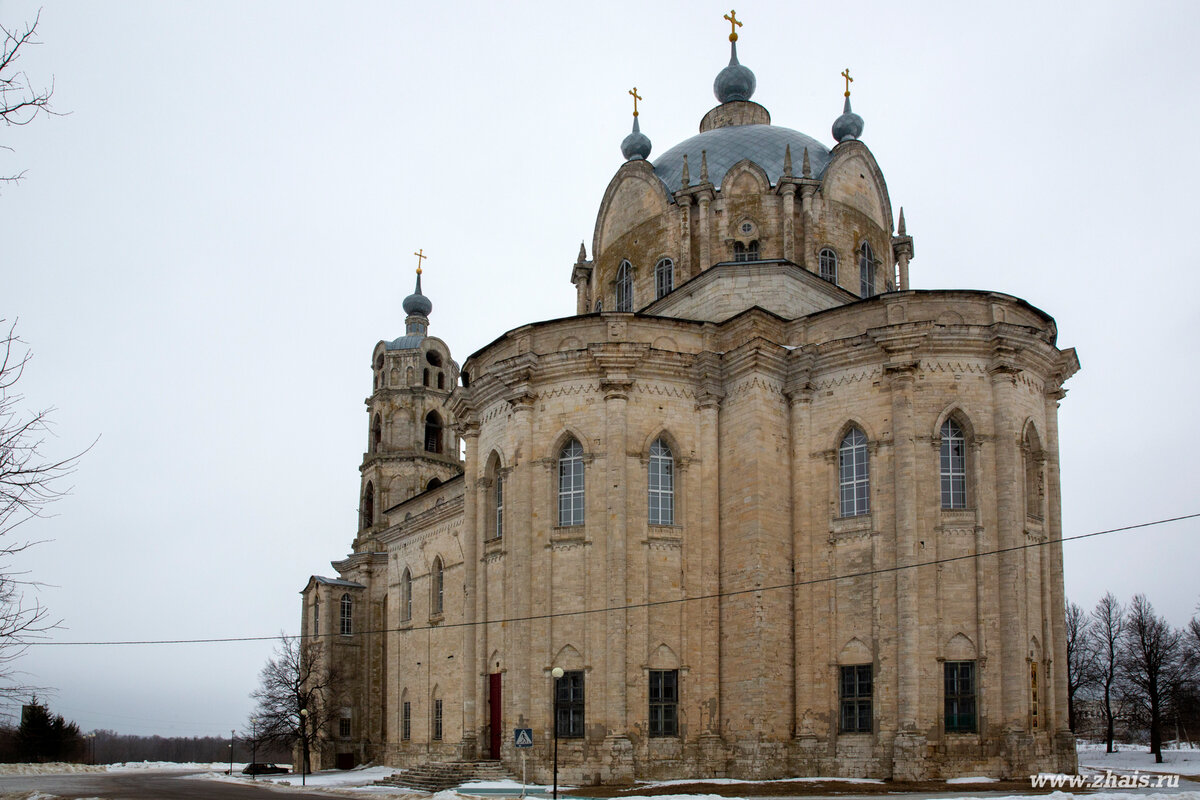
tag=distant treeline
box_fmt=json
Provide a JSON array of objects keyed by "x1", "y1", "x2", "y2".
[
  {"x1": 0, "y1": 710, "x2": 291, "y2": 765},
  {"x1": 80, "y1": 729, "x2": 292, "y2": 765}
]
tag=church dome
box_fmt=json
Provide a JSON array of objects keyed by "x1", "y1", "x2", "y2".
[
  {"x1": 403, "y1": 273, "x2": 432, "y2": 317},
  {"x1": 653, "y1": 124, "x2": 830, "y2": 195}
]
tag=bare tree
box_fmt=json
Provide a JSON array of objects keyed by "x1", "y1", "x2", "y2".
[
  {"x1": 1092, "y1": 592, "x2": 1124, "y2": 753},
  {"x1": 0, "y1": 320, "x2": 83, "y2": 693},
  {"x1": 2, "y1": 10, "x2": 58, "y2": 185},
  {"x1": 249, "y1": 636, "x2": 342, "y2": 776},
  {"x1": 1120, "y1": 594, "x2": 1187, "y2": 763},
  {"x1": 1066, "y1": 599, "x2": 1098, "y2": 733}
]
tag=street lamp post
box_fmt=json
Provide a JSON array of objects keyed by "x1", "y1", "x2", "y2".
[
  {"x1": 229, "y1": 729, "x2": 235, "y2": 775},
  {"x1": 299, "y1": 708, "x2": 308, "y2": 787},
  {"x1": 551, "y1": 666, "x2": 563, "y2": 800},
  {"x1": 250, "y1": 718, "x2": 258, "y2": 781}
]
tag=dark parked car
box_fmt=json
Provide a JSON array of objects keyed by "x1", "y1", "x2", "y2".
[{"x1": 242, "y1": 763, "x2": 288, "y2": 775}]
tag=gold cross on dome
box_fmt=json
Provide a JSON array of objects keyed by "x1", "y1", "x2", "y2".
[
  {"x1": 629, "y1": 87, "x2": 642, "y2": 117},
  {"x1": 842, "y1": 68, "x2": 854, "y2": 97},
  {"x1": 413, "y1": 248, "x2": 427, "y2": 275},
  {"x1": 724, "y1": 10, "x2": 742, "y2": 42}
]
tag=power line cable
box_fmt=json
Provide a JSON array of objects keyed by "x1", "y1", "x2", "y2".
[{"x1": 24, "y1": 512, "x2": 1199, "y2": 647}]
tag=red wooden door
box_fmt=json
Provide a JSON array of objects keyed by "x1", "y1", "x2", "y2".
[{"x1": 489, "y1": 673, "x2": 502, "y2": 758}]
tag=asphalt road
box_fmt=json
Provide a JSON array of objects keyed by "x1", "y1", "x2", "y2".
[{"x1": 0, "y1": 769, "x2": 351, "y2": 799}]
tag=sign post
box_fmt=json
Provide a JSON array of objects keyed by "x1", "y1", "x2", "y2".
[{"x1": 514, "y1": 728, "x2": 533, "y2": 797}]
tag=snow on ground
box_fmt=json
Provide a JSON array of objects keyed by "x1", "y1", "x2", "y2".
[
  {"x1": 1078, "y1": 742, "x2": 1200, "y2": 776},
  {"x1": 945, "y1": 776, "x2": 1001, "y2": 784},
  {"x1": 196, "y1": 764, "x2": 405, "y2": 789},
  {"x1": 0, "y1": 762, "x2": 105, "y2": 775}
]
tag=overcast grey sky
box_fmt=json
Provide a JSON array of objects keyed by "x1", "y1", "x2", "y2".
[{"x1": 2, "y1": 1, "x2": 1198, "y2": 737}]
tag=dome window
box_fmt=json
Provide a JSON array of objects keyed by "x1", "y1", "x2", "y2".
[
  {"x1": 426, "y1": 351, "x2": 442, "y2": 367},
  {"x1": 654, "y1": 258, "x2": 674, "y2": 299},
  {"x1": 819, "y1": 248, "x2": 838, "y2": 283},
  {"x1": 616, "y1": 260, "x2": 633, "y2": 312},
  {"x1": 859, "y1": 241, "x2": 876, "y2": 297}
]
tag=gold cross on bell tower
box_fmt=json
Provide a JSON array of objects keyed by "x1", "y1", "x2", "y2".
[
  {"x1": 842, "y1": 68, "x2": 854, "y2": 98},
  {"x1": 413, "y1": 248, "x2": 427, "y2": 275},
  {"x1": 724, "y1": 9, "x2": 742, "y2": 42},
  {"x1": 629, "y1": 87, "x2": 642, "y2": 118}
]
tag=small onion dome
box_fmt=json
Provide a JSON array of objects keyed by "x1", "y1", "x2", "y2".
[
  {"x1": 832, "y1": 95, "x2": 864, "y2": 143},
  {"x1": 402, "y1": 272, "x2": 433, "y2": 317},
  {"x1": 714, "y1": 41, "x2": 756, "y2": 103},
  {"x1": 621, "y1": 116, "x2": 652, "y2": 161}
]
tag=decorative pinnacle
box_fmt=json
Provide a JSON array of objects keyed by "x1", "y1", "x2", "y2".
[
  {"x1": 577, "y1": 241, "x2": 587, "y2": 262},
  {"x1": 802, "y1": 147, "x2": 812, "y2": 178},
  {"x1": 413, "y1": 248, "x2": 427, "y2": 275},
  {"x1": 681, "y1": 154, "x2": 690, "y2": 187},
  {"x1": 783, "y1": 144, "x2": 793, "y2": 178},
  {"x1": 700, "y1": 149, "x2": 709, "y2": 182},
  {"x1": 841, "y1": 68, "x2": 853, "y2": 98},
  {"x1": 629, "y1": 86, "x2": 642, "y2": 118},
  {"x1": 898, "y1": 207, "x2": 907, "y2": 236},
  {"x1": 724, "y1": 9, "x2": 742, "y2": 42}
]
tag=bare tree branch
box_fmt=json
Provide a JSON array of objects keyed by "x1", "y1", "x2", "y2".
[
  {"x1": 0, "y1": 319, "x2": 89, "y2": 699},
  {"x1": 2, "y1": 9, "x2": 61, "y2": 186}
]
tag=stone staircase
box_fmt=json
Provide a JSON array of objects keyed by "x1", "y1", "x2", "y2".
[{"x1": 376, "y1": 760, "x2": 516, "y2": 792}]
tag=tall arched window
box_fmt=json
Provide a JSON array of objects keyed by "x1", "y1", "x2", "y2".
[
  {"x1": 940, "y1": 418, "x2": 967, "y2": 509},
  {"x1": 654, "y1": 258, "x2": 674, "y2": 299},
  {"x1": 401, "y1": 568, "x2": 412, "y2": 622},
  {"x1": 361, "y1": 482, "x2": 375, "y2": 529},
  {"x1": 819, "y1": 248, "x2": 838, "y2": 283},
  {"x1": 1024, "y1": 427, "x2": 1044, "y2": 519},
  {"x1": 839, "y1": 427, "x2": 870, "y2": 517},
  {"x1": 340, "y1": 593, "x2": 352, "y2": 636},
  {"x1": 615, "y1": 260, "x2": 633, "y2": 312},
  {"x1": 371, "y1": 414, "x2": 382, "y2": 453},
  {"x1": 859, "y1": 241, "x2": 876, "y2": 297},
  {"x1": 648, "y1": 438, "x2": 674, "y2": 525},
  {"x1": 425, "y1": 411, "x2": 443, "y2": 453},
  {"x1": 431, "y1": 557, "x2": 444, "y2": 616},
  {"x1": 494, "y1": 474, "x2": 504, "y2": 540},
  {"x1": 558, "y1": 439, "x2": 585, "y2": 526},
  {"x1": 314, "y1": 595, "x2": 320, "y2": 636}
]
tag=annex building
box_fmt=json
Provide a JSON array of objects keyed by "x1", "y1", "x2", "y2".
[{"x1": 299, "y1": 18, "x2": 1080, "y2": 782}]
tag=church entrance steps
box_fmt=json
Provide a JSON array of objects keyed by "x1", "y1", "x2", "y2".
[{"x1": 375, "y1": 760, "x2": 516, "y2": 792}]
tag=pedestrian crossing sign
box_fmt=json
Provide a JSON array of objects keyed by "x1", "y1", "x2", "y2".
[{"x1": 514, "y1": 728, "x2": 533, "y2": 748}]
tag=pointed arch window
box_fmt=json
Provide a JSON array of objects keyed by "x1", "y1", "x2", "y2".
[
  {"x1": 838, "y1": 427, "x2": 870, "y2": 517},
  {"x1": 361, "y1": 482, "x2": 375, "y2": 529},
  {"x1": 1024, "y1": 428, "x2": 1044, "y2": 520},
  {"x1": 425, "y1": 412, "x2": 443, "y2": 453},
  {"x1": 648, "y1": 438, "x2": 674, "y2": 525},
  {"x1": 313, "y1": 595, "x2": 320, "y2": 636},
  {"x1": 371, "y1": 413, "x2": 382, "y2": 453},
  {"x1": 558, "y1": 438, "x2": 585, "y2": 526},
  {"x1": 940, "y1": 418, "x2": 967, "y2": 509},
  {"x1": 401, "y1": 568, "x2": 412, "y2": 622},
  {"x1": 859, "y1": 241, "x2": 876, "y2": 297},
  {"x1": 431, "y1": 557, "x2": 444, "y2": 616},
  {"x1": 494, "y1": 474, "x2": 504, "y2": 540},
  {"x1": 615, "y1": 260, "x2": 633, "y2": 312},
  {"x1": 340, "y1": 593, "x2": 353, "y2": 636},
  {"x1": 654, "y1": 258, "x2": 674, "y2": 299},
  {"x1": 819, "y1": 248, "x2": 838, "y2": 283}
]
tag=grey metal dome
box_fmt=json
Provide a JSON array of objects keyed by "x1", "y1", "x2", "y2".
[
  {"x1": 832, "y1": 96, "x2": 864, "y2": 143},
  {"x1": 714, "y1": 42, "x2": 756, "y2": 103},
  {"x1": 402, "y1": 272, "x2": 432, "y2": 317},
  {"x1": 653, "y1": 124, "x2": 831, "y2": 196},
  {"x1": 621, "y1": 116, "x2": 652, "y2": 161}
]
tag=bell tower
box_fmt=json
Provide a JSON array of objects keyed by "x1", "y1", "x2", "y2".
[{"x1": 353, "y1": 257, "x2": 462, "y2": 553}]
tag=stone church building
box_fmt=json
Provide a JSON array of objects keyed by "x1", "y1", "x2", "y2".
[{"x1": 299, "y1": 21, "x2": 1080, "y2": 782}]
